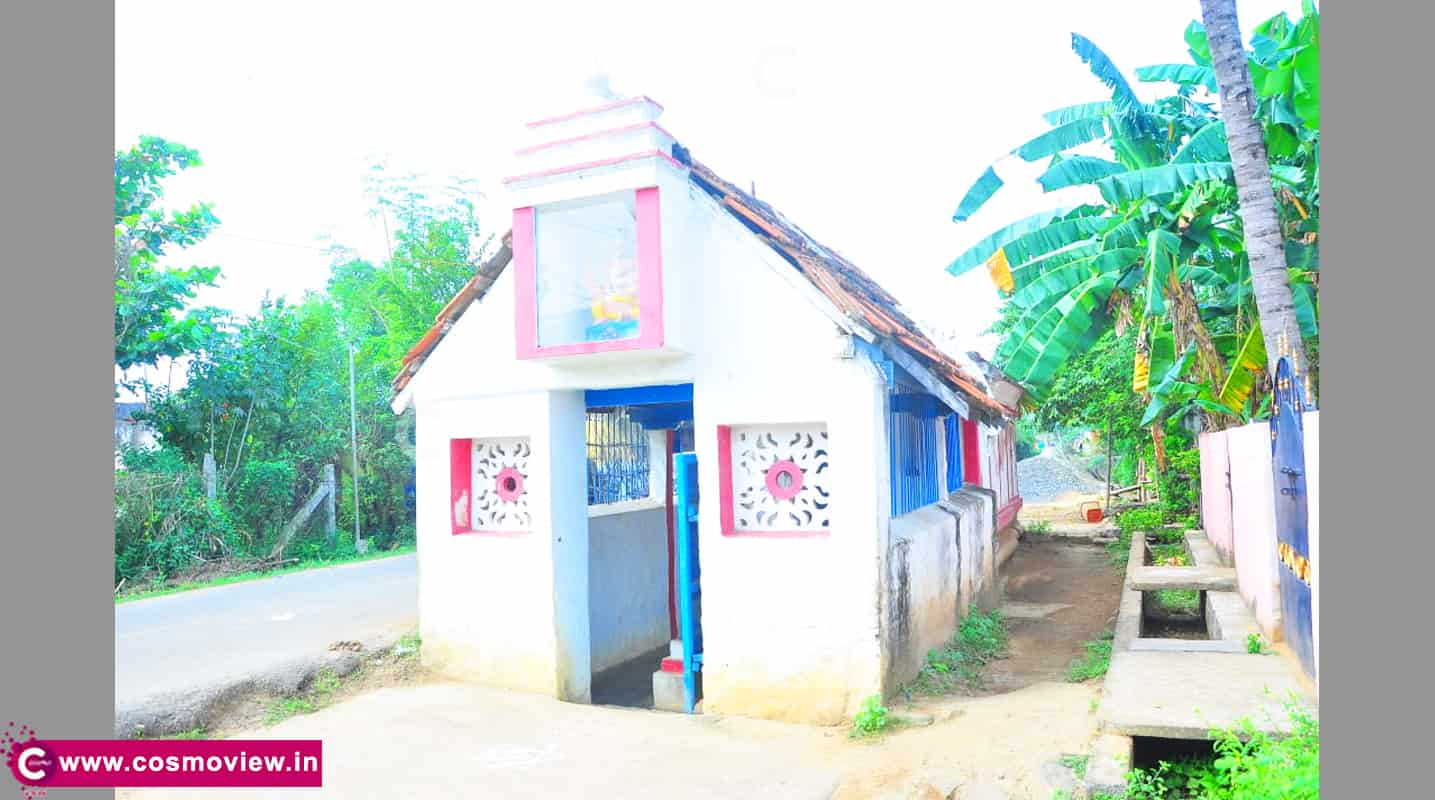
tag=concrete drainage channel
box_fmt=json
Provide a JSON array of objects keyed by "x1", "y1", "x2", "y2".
[
  {"x1": 113, "y1": 632, "x2": 411, "y2": 739},
  {"x1": 1082, "y1": 529, "x2": 1316, "y2": 798}
]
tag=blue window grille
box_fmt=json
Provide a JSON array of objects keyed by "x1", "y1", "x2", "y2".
[
  {"x1": 889, "y1": 392, "x2": 941, "y2": 517},
  {"x1": 945, "y1": 413, "x2": 963, "y2": 493},
  {"x1": 586, "y1": 408, "x2": 651, "y2": 505}
]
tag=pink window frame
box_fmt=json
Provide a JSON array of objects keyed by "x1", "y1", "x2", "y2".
[
  {"x1": 449, "y1": 437, "x2": 530, "y2": 537},
  {"x1": 716, "y1": 425, "x2": 830, "y2": 539},
  {"x1": 513, "y1": 186, "x2": 664, "y2": 359}
]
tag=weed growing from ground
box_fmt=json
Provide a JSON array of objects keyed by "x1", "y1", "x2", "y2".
[
  {"x1": 1123, "y1": 699, "x2": 1318, "y2": 799},
  {"x1": 1154, "y1": 589, "x2": 1201, "y2": 615},
  {"x1": 1067, "y1": 630, "x2": 1115, "y2": 682},
  {"x1": 899, "y1": 610, "x2": 1009, "y2": 697},
  {"x1": 1059, "y1": 753, "x2": 1090, "y2": 780},
  {"x1": 1246, "y1": 634, "x2": 1267, "y2": 654},
  {"x1": 849, "y1": 695, "x2": 890, "y2": 738},
  {"x1": 1025, "y1": 520, "x2": 1053, "y2": 536}
]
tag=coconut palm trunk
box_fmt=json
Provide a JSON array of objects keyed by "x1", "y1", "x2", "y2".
[{"x1": 1200, "y1": 0, "x2": 1309, "y2": 379}]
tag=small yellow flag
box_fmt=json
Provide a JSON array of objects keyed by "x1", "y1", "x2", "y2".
[
  {"x1": 1133, "y1": 352, "x2": 1150, "y2": 393},
  {"x1": 986, "y1": 247, "x2": 1015, "y2": 294}
]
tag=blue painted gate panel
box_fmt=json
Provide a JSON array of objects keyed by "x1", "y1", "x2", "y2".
[
  {"x1": 673, "y1": 451, "x2": 703, "y2": 713},
  {"x1": 1271, "y1": 357, "x2": 1315, "y2": 678}
]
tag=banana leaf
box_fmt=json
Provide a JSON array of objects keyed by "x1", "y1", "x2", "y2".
[
  {"x1": 946, "y1": 208, "x2": 1071, "y2": 276},
  {"x1": 952, "y1": 166, "x2": 1004, "y2": 222},
  {"x1": 1216, "y1": 323, "x2": 1267, "y2": 414},
  {"x1": 1072, "y1": 34, "x2": 1140, "y2": 110},
  {"x1": 1037, "y1": 156, "x2": 1126, "y2": 192},
  {"x1": 1014, "y1": 117, "x2": 1107, "y2": 162},
  {"x1": 1042, "y1": 101, "x2": 1113, "y2": 126},
  {"x1": 1002, "y1": 271, "x2": 1119, "y2": 389},
  {"x1": 1135, "y1": 63, "x2": 1217, "y2": 93}
]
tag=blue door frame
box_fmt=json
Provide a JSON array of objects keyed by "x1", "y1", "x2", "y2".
[{"x1": 673, "y1": 451, "x2": 703, "y2": 713}]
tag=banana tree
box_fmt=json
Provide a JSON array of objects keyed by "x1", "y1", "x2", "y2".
[{"x1": 950, "y1": 7, "x2": 1318, "y2": 429}]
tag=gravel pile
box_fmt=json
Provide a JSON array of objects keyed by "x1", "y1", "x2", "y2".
[{"x1": 1018, "y1": 451, "x2": 1106, "y2": 503}]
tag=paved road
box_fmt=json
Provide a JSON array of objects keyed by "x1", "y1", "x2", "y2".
[{"x1": 115, "y1": 554, "x2": 417, "y2": 705}]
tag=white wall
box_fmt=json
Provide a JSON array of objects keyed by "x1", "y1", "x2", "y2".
[
  {"x1": 880, "y1": 488, "x2": 996, "y2": 692},
  {"x1": 414, "y1": 389, "x2": 591, "y2": 701},
  {"x1": 588, "y1": 505, "x2": 670, "y2": 673}
]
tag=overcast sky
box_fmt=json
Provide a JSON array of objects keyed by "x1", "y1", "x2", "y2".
[{"x1": 115, "y1": 0, "x2": 1301, "y2": 393}]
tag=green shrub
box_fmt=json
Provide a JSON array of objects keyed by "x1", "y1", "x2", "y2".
[
  {"x1": 1124, "y1": 700, "x2": 1318, "y2": 799},
  {"x1": 850, "y1": 695, "x2": 890, "y2": 737}
]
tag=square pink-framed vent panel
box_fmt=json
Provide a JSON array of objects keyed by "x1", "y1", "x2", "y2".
[
  {"x1": 450, "y1": 436, "x2": 532, "y2": 536},
  {"x1": 717, "y1": 423, "x2": 831, "y2": 538},
  {"x1": 513, "y1": 186, "x2": 664, "y2": 359}
]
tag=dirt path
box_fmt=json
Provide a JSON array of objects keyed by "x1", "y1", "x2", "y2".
[
  {"x1": 122, "y1": 538, "x2": 1124, "y2": 800},
  {"x1": 985, "y1": 537, "x2": 1123, "y2": 692}
]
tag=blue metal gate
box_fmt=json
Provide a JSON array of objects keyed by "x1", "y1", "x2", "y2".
[
  {"x1": 1271, "y1": 356, "x2": 1315, "y2": 678},
  {"x1": 673, "y1": 451, "x2": 703, "y2": 713}
]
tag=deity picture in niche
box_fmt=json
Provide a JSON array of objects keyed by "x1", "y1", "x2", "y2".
[{"x1": 534, "y1": 191, "x2": 641, "y2": 347}]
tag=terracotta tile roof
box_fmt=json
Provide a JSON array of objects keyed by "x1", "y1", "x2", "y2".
[{"x1": 391, "y1": 153, "x2": 1013, "y2": 423}]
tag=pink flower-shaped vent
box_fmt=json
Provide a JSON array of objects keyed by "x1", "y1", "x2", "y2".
[
  {"x1": 494, "y1": 467, "x2": 525, "y2": 503},
  {"x1": 764, "y1": 460, "x2": 804, "y2": 501}
]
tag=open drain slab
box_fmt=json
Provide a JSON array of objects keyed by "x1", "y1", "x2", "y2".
[
  {"x1": 1102, "y1": 651, "x2": 1315, "y2": 739},
  {"x1": 1129, "y1": 565, "x2": 1237, "y2": 592}
]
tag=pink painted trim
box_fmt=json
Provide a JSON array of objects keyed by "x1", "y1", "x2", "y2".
[
  {"x1": 502, "y1": 149, "x2": 686, "y2": 185},
  {"x1": 455, "y1": 529, "x2": 531, "y2": 538},
  {"x1": 764, "y1": 460, "x2": 804, "y2": 501},
  {"x1": 635, "y1": 186, "x2": 665, "y2": 349},
  {"x1": 514, "y1": 121, "x2": 676, "y2": 156},
  {"x1": 717, "y1": 425, "x2": 737, "y2": 536},
  {"x1": 525, "y1": 95, "x2": 664, "y2": 128},
  {"x1": 996, "y1": 496, "x2": 1024, "y2": 532},
  {"x1": 450, "y1": 438, "x2": 472, "y2": 535},
  {"x1": 723, "y1": 529, "x2": 831, "y2": 539},
  {"x1": 718, "y1": 427, "x2": 829, "y2": 538},
  {"x1": 512, "y1": 207, "x2": 538, "y2": 358},
  {"x1": 515, "y1": 187, "x2": 665, "y2": 359}
]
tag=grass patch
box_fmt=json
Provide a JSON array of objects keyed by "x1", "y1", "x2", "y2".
[
  {"x1": 262, "y1": 630, "x2": 421, "y2": 727},
  {"x1": 1067, "y1": 630, "x2": 1115, "y2": 682},
  {"x1": 117, "y1": 544, "x2": 416, "y2": 605},
  {"x1": 1025, "y1": 520, "x2": 1053, "y2": 536},
  {"x1": 1060, "y1": 753, "x2": 1090, "y2": 780},
  {"x1": 1149, "y1": 542, "x2": 1188, "y2": 566},
  {"x1": 1153, "y1": 589, "x2": 1201, "y2": 615},
  {"x1": 899, "y1": 610, "x2": 1009, "y2": 698}
]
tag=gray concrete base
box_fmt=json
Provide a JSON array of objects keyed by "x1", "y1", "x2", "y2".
[
  {"x1": 652, "y1": 669, "x2": 686, "y2": 713},
  {"x1": 1101, "y1": 650, "x2": 1316, "y2": 739},
  {"x1": 1129, "y1": 565, "x2": 1237, "y2": 591},
  {"x1": 1085, "y1": 733, "x2": 1132, "y2": 798},
  {"x1": 1130, "y1": 638, "x2": 1247, "y2": 654}
]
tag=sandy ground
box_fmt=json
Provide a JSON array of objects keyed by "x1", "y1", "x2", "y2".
[{"x1": 120, "y1": 540, "x2": 1121, "y2": 800}]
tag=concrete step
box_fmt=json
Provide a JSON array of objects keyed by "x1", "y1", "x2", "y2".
[
  {"x1": 1184, "y1": 529, "x2": 1224, "y2": 568},
  {"x1": 1130, "y1": 638, "x2": 1248, "y2": 654},
  {"x1": 1129, "y1": 565, "x2": 1237, "y2": 592},
  {"x1": 1100, "y1": 650, "x2": 1316, "y2": 739}
]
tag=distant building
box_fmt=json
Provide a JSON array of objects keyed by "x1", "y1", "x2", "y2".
[{"x1": 115, "y1": 402, "x2": 158, "y2": 468}]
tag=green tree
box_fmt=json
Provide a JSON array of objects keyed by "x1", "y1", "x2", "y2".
[
  {"x1": 946, "y1": 6, "x2": 1318, "y2": 431},
  {"x1": 114, "y1": 136, "x2": 226, "y2": 386},
  {"x1": 1201, "y1": 0, "x2": 1317, "y2": 379}
]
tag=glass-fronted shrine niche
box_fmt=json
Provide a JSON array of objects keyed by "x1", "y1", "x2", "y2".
[
  {"x1": 515, "y1": 185, "x2": 663, "y2": 359},
  {"x1": 536, "y1": 190, "x2": 640, "y2": 347}
]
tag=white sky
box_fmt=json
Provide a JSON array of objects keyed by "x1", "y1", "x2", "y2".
[{"x1": 115, "y1": 0, "x2": 1301, "y2": 396}]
